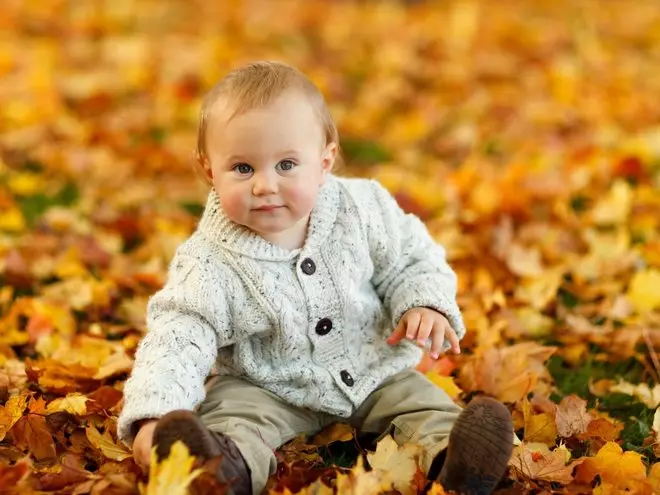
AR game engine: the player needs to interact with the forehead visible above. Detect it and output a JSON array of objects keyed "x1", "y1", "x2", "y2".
[{"x1": 208, "y1": 90, "x2": 324, "y2": 147}]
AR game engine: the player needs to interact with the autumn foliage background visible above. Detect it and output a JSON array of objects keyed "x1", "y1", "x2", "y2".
[{"x1": 1, "y1": 0, "x2": 660, "y2": 493}]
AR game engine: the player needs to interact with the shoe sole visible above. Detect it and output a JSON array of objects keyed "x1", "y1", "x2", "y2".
[
  {"x1": 438, "y1": 397, "x2": 514, "y2": 495},
  {"x1": 153, "y1": 410, "x2": 224, "y2": 472}
]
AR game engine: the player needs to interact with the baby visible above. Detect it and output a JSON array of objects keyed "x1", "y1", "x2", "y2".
[{"x1": 117, "y1": 61, "x2": 514, "y2": 495}]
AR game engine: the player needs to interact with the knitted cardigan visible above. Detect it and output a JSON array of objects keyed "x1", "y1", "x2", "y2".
[{"x1": 117, "y1": 175, "x2": 465, "y2": 444}]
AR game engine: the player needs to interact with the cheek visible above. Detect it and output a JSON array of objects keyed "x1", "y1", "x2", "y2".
[
  {"x1": 283, "y1": 183, "x2": 318, "y2": 211},
  {"x1": 216, "y1": 184, "x2": 248, "y2": 220}
]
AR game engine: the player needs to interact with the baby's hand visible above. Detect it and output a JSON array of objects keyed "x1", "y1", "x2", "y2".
[
  {"x1": 387, "y1": 307, "x2": 460, "y2": 358},
  {"x1": 133, "y1": 419, "x2": 158, "y2": 473}
]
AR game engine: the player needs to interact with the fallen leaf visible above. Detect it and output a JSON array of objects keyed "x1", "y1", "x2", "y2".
[
  {"x1": 509, "y1": 443, "x2": 583, "y2": 484},
  {"x1": 425, "y1": 371, "x2": 462, "y2": 399},
  {"x1": 143, "y1": 441, "x2": 204, "y2": 495},
  {"x1": 609, "y1": 380, "x2": 660, "y2": 409},
  {"x1": 522, "y1": 398, "x2": 558, "y2": 446},
  {"x1": 366, "y1": 435, "x2": 424, "y2": 495},
  {"x1": 555, "y1": 395, "x2": 592, "y2": 438},
  {"x1": 574, "y1": 442, "x2": 647, "y2": 489},
  {"x1": 626, "y1": 269, "x2": 660, "y2": 313},
  {"x1": 85, "y1": 424, "x2": 132, "y2": 462},
  {"x1": 46, "y1": 393, "x2": 89, "y2": 416},
  {"x1": 311, "y1": 423, "x2": 354, "y2": 446},
  {"x1": 12, "y1": 414, "x2": 56, "y2": 461}
]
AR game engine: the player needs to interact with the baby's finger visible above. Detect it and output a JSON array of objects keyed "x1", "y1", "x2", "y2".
[
  {"x1": 387, "y1": 321, "x2": 407, "y2": 345},
  {"x1": 416, "y1": 313, "x2": 433, "y2": 347},
  {"x1": 430, "y1": 323, "x2": 445, "y2": 359},
  {"x1": 446, "y1": 326, "x2": 461, "y2": 354},
  {"x1": 405, "y1": 312, "x2": 422, "y2": 340}
]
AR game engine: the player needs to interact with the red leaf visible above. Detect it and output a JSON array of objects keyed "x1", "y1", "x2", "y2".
[{"x1": 12, "y1": 414, "x2": 56, "y2": 461}]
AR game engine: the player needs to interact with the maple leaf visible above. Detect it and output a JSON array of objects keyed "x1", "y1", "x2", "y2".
[
  {"x1": 86, "y1": 424, "x2": 132, "y2": 462},
  {"x1": 0, "y1": 392, "x2": 29, "y2": 442},
  {"x1": 12, "y1": 413, "x2": 56, "y2": 461},
  {"x1": 459, "y1": 342, "x2": 556, "y2": 403},
  {"x1": 366, "y1": 435, "x2": 425, "y2": 495},
  {"x1": 45, "y1": 393, "x2": 89, "y2": 416},
  {"x1": 574, "y1": 442, "x2": 648, "y2": 491},
  {"x1": 521, "y1": 398, "x2": 558, "y2": 446},
  {"x1": 509, "y1": 443, "x2": 584, "y2": 485},
  {"x1": 555, "y1": 395, "x2": 592, "y2": 438},
  {"x1": 142, "y1": 441, "x2": 204, "y2": 495}
]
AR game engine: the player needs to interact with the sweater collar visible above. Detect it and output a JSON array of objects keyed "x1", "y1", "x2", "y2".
[{"x1": 196, "y1": 176, "x2": 340, "y2": 261}]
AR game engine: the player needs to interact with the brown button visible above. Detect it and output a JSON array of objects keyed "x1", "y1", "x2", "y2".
[
  {"x1": 315, "y1": 318, "x2": 332, "y2": 335},
  {"x1": 301, "y1": 258, "x2": 316, "y2": 275},
  {"x1": 340, "y1": 370, "x2": 354, "y2": 387}
]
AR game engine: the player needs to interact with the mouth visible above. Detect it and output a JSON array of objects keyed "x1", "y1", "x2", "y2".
[{"x1": 253, "y1": 205, "x2": 283, "y2": 212}]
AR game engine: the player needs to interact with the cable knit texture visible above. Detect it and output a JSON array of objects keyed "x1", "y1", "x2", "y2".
[{"x1": 117, "y1": 175, "x2": 465, "y2": 445}]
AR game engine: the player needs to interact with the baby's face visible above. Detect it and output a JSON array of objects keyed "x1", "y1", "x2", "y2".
[{"x1": 205, "y1": 90, "x2": 335, "y2": 249}]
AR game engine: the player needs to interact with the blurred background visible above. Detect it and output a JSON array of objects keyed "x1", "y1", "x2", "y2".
[
  {"x1": 2, "y1": 0, "x2": 660, "y2": 359},
  {"x1": 1, "y1": 0, "x2": 660, "y2": 490}
]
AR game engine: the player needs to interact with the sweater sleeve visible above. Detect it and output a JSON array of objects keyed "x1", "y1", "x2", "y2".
[
  {"x1": 117, "y1": 253, "x2": 232, "y2": 446},
  {"x1": 363, "y1": 180, "x2": 466, "y2": 346}
]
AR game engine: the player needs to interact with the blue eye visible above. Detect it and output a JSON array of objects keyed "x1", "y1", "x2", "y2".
[
  {"x1": 277, "y1": 160, "x2": 296, "y2": 171},
  {"x1": 234, "y1": 163, "x2": 253, "y2": 175}
]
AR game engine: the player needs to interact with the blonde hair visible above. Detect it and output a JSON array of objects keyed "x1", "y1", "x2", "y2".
[{"x1": 195, "y1": 61, "x2": 340, "y2": 180}]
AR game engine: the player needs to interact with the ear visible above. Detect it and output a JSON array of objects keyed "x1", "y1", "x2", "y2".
[
  {"x1": 320, "y1": 142, "x2": 337, "y2": 183},
  {"x1": 195, "y1": 152, "x2": 214, "y2": 185}
]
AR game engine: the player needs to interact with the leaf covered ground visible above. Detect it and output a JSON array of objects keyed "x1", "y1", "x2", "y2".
[{"x1": 1, "y1": 0, "x2": 660, "y2": 493}]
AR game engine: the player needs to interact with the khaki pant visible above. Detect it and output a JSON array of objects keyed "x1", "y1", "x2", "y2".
[{"x1": 196, "y1": 369, "x2": 462, "y2": 495}]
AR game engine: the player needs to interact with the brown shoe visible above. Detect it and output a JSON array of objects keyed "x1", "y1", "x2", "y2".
[
  {"x1": 437, "y1": 397, "x2": 514, "y2": 495},
  {"x1": 153, "y1": 410, "x2": 252, "y2": 495}
]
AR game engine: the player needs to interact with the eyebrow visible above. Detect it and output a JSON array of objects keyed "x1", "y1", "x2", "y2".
[{"x1": 226, "y1": 151, "x2": 299, "y2": 163}]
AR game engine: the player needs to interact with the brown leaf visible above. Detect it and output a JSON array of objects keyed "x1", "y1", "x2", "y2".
[
  {"x1": 36, "y1": 453, "x2": 91, "y2": 491},
  {"x1": 0, "y1": 458, "x2": 32, "y2": 492},
  {"x1": 86, "y1": 386, "x2": 123, "y2": 414},
  {"x1": 555, "y1": 395, "x2": 592, "y2": 438},
  {"x1": 12, "y1": 414, "x2": 56, "y2": 461}
]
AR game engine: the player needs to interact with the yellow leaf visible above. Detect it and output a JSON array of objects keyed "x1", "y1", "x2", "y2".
[
  {"x1": 0, "y1": 392, "x2": 29, "y2": 442},
  {"x1": 522, "y1": 398, "x2": 558, "y2": 446},
  {"x1": 46, "y1": 393, "x2": 89, "y2": 416},
  {"x1": 143, "y1": 441, "x2": 203, "y2": 495},
  {"x1": 0, "y1": 207, "x2": 26, "y2": 233},
  {"x1": 425, "y1": 371, "x2": 462, "y2": 399},
  {"x1": 7, "y1": 172, "x2": 45, "y2": 196},
  {"x1": 93, "y1": 351, "x2": 134, "y2": 380},
  {"x1": 574, "y1": 442, "x2": 646, "y2": 488},
  {"x1": 627, "y1": 269, "x2": 660, "y2": 313},
  {"x1": 366, "y1": 435, "x2": 423, "y2": 495},
  {"x1": 311, "y1": 422, "x2": 354, "y2": 446},
  {"x1": 591, "y1": 179, "x2": 632, "y2": 225},
  {"x1": 85, "y1": 424, "x2": 132, "y2": 461},
  {"x1": 506, "y1": 244, "x2": 544, "y2": 278}
]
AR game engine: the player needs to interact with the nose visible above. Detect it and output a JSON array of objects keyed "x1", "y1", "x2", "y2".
[{"x1": 252, "y1": 170, "x2": 279, "y2": 196}]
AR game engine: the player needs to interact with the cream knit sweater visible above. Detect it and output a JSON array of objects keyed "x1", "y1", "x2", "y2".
[{"x1": 117, "y1": 175, "x2": 465, "y2": 444}]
